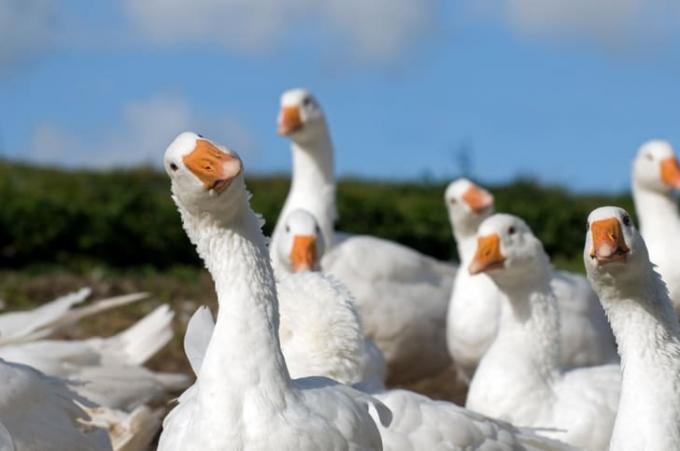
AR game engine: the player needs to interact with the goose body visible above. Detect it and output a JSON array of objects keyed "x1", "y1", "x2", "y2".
[
  {"x1": 631, "y1": 140, "x2": 680, "y2": 315},
  {"x1": 445, "y1": 179, "x2": 616, "y2": 377},
  {"x1": 0, "y1": 293, "x2": 178, "y2": 447},
  {"x1": 158, "y1": 132, "x2": 388, "y2": 451},
  {"x1": 271, "y1": 89, "x2": 455, "y2": 382},
  {"x1": 0, "y1": 358, "x2": 111, "y2": 451},
  {"x1": 465, "y1": 214, "x2": 620, "y2": 450},
  {"x1": 278, "y1": 273, "x2": 386, "y2": 391},
  {"x1": 0, "y1": 305, "x2": 189, "y2": 410},
  {"x1": 585, "y1": 206, "x2": 680, "y2": 450},
  {"x1": 371, "y1": 389, "x2": 574, "y2": 451}
]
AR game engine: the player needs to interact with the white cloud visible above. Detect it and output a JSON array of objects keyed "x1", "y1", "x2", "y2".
[
  {"x1": 123, "y1": 0, "x2": 437, "y2": 63},
  {"x1": 0, "y1": 0, "x2": 59, "y2": 75},
  {"x1": 474, "y1": 0, "x2": 680, "y2": 47},
  {"x1": 26, "y1": 95, "x2": 257, "y2": 169}
]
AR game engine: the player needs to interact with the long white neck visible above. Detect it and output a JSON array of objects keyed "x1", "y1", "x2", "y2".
[
  {"x1": 479, "y1": 258, "x2": 561, "y2": 389},
  {"x1": 591, "y1": 265, "x2": 680, "y2": 445},
  {"x1": 632, "y1": 183, "x2": 680, "y2": 241},
  {"x1": 290, "y1": 125, "x2": 335, "y2": 193},
  {"x1": 467, "y1": 257, "x2": 561, "y2": 419},
  {"x1": 180, "y1": 201, "x2": 291, "y2": 428},
  {"x1": 495, "y1": 260, "x2": 561, "y2": 382},
  {"x1": 289, "y1": 125, "x2": 335, "y2": 239},
  {"x1": 451, "y1": 215, "x2": 487, "y2": 264},
  {"x1": 597, "y1": 267, "x2": 680, "y2": 362}
]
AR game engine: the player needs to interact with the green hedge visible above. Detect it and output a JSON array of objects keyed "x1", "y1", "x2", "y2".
[{"x1": 0, "y1": 161, "x2": 636, "y2": 270}]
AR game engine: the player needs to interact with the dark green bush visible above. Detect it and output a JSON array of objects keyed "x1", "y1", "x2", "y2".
[{"x1": 0, "y1": 161, "x2": 637, "y2": 270}]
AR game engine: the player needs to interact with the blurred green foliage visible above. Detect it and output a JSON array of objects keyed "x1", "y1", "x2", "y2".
[{"x1": 0, "y1": 161, "x2": 635, "y2": 271}]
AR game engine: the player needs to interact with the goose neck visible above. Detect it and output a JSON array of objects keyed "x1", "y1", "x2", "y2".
[
  {"x1": 593, "y1": 267, "x2": 680, "y2": 441},
  {"x1": 285, "y1": 123, "x2": 336, "y2": 246},
  {"x1": 453, "y1": 222, "x2": 483, "y2": 263},
  {"x1": 632, "y1": 183, "x2": 680, "y2": 235},
  {"x1": 595, "y1": 268, "x2": 680, "y2": 369},
  {"x1": 181, "y1": 204, "x2": 292, "y2": 417},
  {"x1": 494, "y1": 262, "x2": 561, "y2": 379},
  {"x1": 290, "y1": 124, "x2": 335, "y2": 195}
]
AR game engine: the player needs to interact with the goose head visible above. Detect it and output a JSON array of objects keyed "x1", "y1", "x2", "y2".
[
  {"x1": 444, "y1": 178, "x2": 494, "y2": 234},
  {"x1": 584, "y1": 206, "x2": 649, "y2": 283},
  {"x1": 632, "y1": 140, "x2": 680, "y2": 193},
  {"x1": 277, "y1": 88, "x2": 326, "y2": 142},
  {"x1": 469, "y1": 213, "x2": 546, "y2": 287},
  {"x1": 164, "y1": 132, "x2": 244, "y2": 220},
  {"x1": 275, "y1": 209, "x2": 326, "y2": 273}
]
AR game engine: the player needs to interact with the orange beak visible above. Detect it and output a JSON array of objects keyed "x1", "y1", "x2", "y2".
[
  {"x1": 183, "y1": 139, "x2": 242, "y2": 193},
  {"x1": 661, "y1": 157, "x2": 680, "y2": 188},
  {"x1": 589, "y1": 218, "x2": 630, "y2": 264},
  {"x1": 290, "y1": 235, "x2": 317, "y2": 272},
  {"x1": 462, "y1": 185, "x2": 494, "y2": 213},
  {"x1": 469, "y1": 234, "x2": 505, "y2": 275},
  {"x1": 277, "y1": 106, "x2": 303, "y2": 135}
]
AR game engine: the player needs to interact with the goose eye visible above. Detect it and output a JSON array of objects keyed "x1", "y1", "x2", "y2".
[
  {"x1": 303, "y1": 97, "x2": 312, "y2": 107},
  {"x1": 508, "y1": 226, "x2": 516, "y2": 235},
  {"x1": 645, "y1": 153, "x2": 653, "y2": 161},
  {"x1": 285, "y1": 225, "x2": 290, "y2": 233},
  {"x1": 450, "y1": 198, "x2": 457, "y2": 205},
  {"x1": 622, "y1": 215, "x2": 631, "y2": 227},
  {"x1": 170, "y1": 163, "x2": 178, "y2": 171}
]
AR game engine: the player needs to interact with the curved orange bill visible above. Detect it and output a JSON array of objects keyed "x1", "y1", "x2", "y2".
[
  {"x1": 462, "y1": 185, "x2": 494, "y2": 213},
  {"x1": 277, "y1": 106, "x2": 303, "y2": 135},
  {"x1": 469, "y1": 234, "x2": 505, "y2": 275},
  {"x1": 589, "y1": 218, "x2": 630, "y2": 264},
  {"x1": 290, "y1": 235, "x2": 317, "y2": 272},
  {"x1": 183, "y1": 139, "x2": 242, "y2": 193},
  {"x1": 661, "y1": 157, "x2": 680, "y2": 188}
]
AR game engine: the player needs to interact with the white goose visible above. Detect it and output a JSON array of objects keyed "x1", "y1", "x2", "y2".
[
  {"x1": 446, "y1": 178, "x2": 617, "y2": 377},
  {"x1": 273, "y1": 209, "x2": 386, "y2": 390},
  {"x1": 465, "y1": 214, "x2": 620, "y2": 450},
  {"x1": 184, "y1": 211, "x2": 574, "y2": 451},
  {"x1": 271, "y1": 88, "x2": 455, "y2": 382},
  {"x1": 445, "y1": 179, "x2": 499, "y2": 377},
  {"x1": 631, "y1": 140, "x2": 680, "y2": 315},
  {"x1": 0, "y1": 304, "x2": 189, "y2": 410},
  {"x1": 584, "y1": 206, "x2": 680, "y2": 450},
  {"x1": 157, "y1": 132, "x2": 389, "y2": 450},
  {"x1": 0, "y1": 358, "x2": 112, "y2": 450}
]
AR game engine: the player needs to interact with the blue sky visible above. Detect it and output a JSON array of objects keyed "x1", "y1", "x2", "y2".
[{"x1": 1, "y1": 0, "x2": 680, "y2": 192}]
